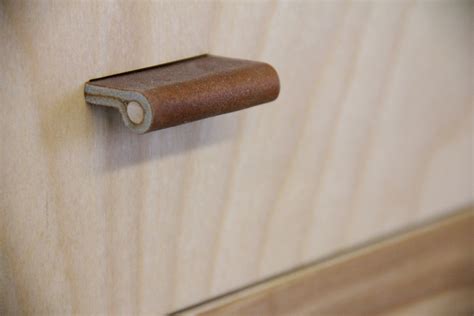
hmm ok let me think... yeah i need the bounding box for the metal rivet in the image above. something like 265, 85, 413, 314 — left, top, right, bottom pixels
127, 101, 144, 124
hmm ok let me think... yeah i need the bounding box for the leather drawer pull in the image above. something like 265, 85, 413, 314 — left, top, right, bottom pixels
84, 55, 280, 134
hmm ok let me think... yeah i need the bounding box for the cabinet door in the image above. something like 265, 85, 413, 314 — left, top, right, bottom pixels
1, 1, 472, 314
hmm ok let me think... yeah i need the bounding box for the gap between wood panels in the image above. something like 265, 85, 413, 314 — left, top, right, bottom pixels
172, 205, 474, 315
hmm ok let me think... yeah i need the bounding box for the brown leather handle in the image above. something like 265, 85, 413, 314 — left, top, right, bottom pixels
84, 55, 280, 134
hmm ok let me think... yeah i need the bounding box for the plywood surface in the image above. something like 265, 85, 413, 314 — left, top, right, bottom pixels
1, 0, 472, 314
178, 209, 474, 315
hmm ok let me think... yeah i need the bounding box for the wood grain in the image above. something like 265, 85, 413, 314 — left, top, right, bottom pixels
177, 209, 474, 315
0, 0, 472, 314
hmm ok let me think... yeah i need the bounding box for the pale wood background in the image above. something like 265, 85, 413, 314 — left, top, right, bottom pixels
1, 0, 472, 314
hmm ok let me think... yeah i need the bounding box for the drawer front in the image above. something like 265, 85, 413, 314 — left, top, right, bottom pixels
1, 1, 471, 314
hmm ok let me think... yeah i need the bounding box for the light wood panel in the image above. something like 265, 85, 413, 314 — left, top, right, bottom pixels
177, 209, 474, 315
1, 0, 472, 314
